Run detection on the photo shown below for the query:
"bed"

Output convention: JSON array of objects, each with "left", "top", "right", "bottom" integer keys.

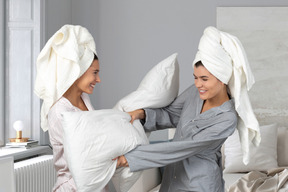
[
  {"left": 222, "top": 124, "right": 288, "bottom": 191},
  {"left": 216, "top": 7, "right": 288, "bottom": 192}
]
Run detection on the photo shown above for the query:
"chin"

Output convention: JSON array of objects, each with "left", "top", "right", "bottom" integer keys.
[
  {"left": 199, "top": 95, "right": 207, "bottom": 100},
  {"left": 84, "top": 90, "right": 93, "bottom": 94}
]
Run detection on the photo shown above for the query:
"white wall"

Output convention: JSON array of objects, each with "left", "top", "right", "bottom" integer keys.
[
  {"left": 45, "top": 0, "right": 72, "bottom": 38},
  {"left": 47, "top": 0, "right": 288, "bottom": 109}
]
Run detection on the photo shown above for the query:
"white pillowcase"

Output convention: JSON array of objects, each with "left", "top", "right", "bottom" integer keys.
[
  {"left": 114, "top": 53, "right": 179, "bottom": 112},
  {"left": 224, "top": 124, "right": 278, "bottom": 173},
  {"left": 62, "top": 110, "right": 146, "bottom": 191},
  {"left": 62, "top": 53, "right": 179, "bottom": 192}
]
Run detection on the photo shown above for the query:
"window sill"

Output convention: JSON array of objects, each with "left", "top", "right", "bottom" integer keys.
[{"left": 0, "top": 145, "right": 52, "bottom": 161}]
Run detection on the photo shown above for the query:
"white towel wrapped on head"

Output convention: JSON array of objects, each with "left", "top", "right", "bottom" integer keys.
[
  {"left": 193, "top": 26, "right": 261, "bottom": 164},
  {"left": 34, "top": 25, "right": 97, "bottom": 132}
]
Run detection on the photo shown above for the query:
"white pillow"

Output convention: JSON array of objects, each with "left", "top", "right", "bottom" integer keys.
[
  {"left": 62, "top": 53, "right": 179, "bottom": 192},
  {"left": 62, "top": 109, "right": 146, "bottom": 191},
  {"left": 224, "top": 124, "right": 278, "bottom": 173},
  {"left": 114, "top": 52, "right": 179, "bottom": 112}
]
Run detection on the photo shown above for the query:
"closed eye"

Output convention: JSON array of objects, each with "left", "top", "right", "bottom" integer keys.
[{"left": 193, "top": 74, "right": 208, "bottom": 81}]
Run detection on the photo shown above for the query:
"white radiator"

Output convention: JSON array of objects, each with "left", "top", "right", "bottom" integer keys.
[{"left": 14, "top": 155, "right": 56, "bottom": 192}]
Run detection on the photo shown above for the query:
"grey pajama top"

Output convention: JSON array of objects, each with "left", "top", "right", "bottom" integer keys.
[{"left": 125, "top": 84, "right": 237, "bottom": 192}]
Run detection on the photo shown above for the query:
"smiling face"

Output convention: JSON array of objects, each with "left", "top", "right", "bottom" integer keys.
[
  {"left": 193, "top": 64, "right": 226, "bottom": 103},
  {"left": 75, "top": 59, "right": 101, "bottom": 94}
]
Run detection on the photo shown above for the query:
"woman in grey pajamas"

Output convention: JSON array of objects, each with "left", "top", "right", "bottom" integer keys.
[{"left": 117, "top": 26, "right": 260, "bottom": 192}]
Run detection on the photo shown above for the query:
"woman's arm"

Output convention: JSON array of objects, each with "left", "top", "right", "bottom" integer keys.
[
  {"left": 124, "top": 111, "right": 237, "bottom": 171},
  {"left": 136, "top": 85, "right": 193, "bottom": 132}
]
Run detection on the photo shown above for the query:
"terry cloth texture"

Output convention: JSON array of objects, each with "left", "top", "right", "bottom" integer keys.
[{"left": 34, "top": 25, "right": 97, "bottom": 132}]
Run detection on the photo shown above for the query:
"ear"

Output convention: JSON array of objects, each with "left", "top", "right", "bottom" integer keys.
[{"left": 220, "top": 82, "right": 227, "bottom": 90}]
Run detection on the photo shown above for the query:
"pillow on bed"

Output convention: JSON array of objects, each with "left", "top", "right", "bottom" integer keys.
[
  {"left": 224, "top": 123, "right": 278, "bottom": 173},
  {"left": 62, "top": 53, "right": 179, "bottom": 192},
  {"left": 277, "top": 126, "right": 288, "bottom": 167}
]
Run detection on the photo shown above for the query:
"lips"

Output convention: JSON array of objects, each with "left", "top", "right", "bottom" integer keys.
[{"left": 199, "top": 90, "right": 207, "bottom": 95}]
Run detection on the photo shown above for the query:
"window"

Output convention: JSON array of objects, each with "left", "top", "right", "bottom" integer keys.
[
  {"left": 0, "top": 0, "right": 5, "bottom": 146},
  {"left": 1, "top": 0, "right": 47, "bottom": 147}
]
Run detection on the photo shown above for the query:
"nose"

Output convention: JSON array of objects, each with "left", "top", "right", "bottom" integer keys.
[
  {"left": 194, "top": 79, "right": 202, "bottom": 88},
  {"left": 96, "top": 76, "right": 101, "bottom": 83},
  {"left": 96, "top": 74, "right": 101, "bottom": 83}
]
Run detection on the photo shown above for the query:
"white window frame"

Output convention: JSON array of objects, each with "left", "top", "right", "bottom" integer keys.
[
  {"left": 0, "top": 0, "right": 5, "bottom": 146},
  {"left": 1, "top": 0, "right": 48, "bottom": 148}
]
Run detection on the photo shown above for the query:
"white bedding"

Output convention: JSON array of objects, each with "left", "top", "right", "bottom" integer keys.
[
  {"left": 223, "top": 125, "right": 288, "bottom": 192},
  {"left": 223, "top": 173, "right": 245, "bottom": 191},
  {"left": 149, "top": 172, "right": 288, "bottom": 192}
]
